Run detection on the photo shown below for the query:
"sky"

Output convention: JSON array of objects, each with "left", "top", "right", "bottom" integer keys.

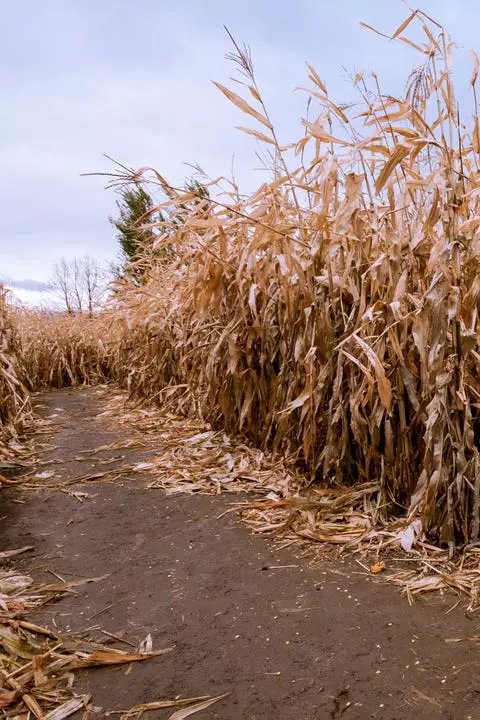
[{"left": 2, "top": 0, "right": 480, "bottom": 305}]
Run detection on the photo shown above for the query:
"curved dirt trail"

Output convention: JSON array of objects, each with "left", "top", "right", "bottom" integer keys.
[{"left": 2, "top": 388, "right": 480, "bottom": 719}]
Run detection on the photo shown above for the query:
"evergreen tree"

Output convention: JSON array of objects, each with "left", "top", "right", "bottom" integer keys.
[
  {"left": 110, "top": 179, "right": 210, "bottom": 282},
  {"left": 110, "top": 185, "right": 161, "bottom": 265}
]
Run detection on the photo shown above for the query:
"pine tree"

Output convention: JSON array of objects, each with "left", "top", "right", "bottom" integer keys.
[
  {"left": 110, "top": 185, "right": 160, "bottom": 264},
  {"left": 110, "top": 180, "right": 210, "bottom": 282}
]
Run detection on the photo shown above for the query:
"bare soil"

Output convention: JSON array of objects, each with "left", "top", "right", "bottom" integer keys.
[{"left": 2, "top": 388, "right": 480, "bottom": 719}]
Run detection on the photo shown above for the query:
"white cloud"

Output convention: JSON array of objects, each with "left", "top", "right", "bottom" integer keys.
[{"left": 2, "top": 283, "right": 56, "bottom": 309}]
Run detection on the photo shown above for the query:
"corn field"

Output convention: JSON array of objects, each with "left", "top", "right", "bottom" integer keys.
[
  {"left": 0, "top": 286, "right": 31, "bottom": 459},
  {"left": 14, "top": 309, "right": 113, "bottom": 389},
  {"left": 5, "top": 11, "right": 480, "bottom": 551}
]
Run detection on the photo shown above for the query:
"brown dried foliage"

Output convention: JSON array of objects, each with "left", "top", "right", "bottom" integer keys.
[
  {"left": 110, "top": 14, "right": 480, "bottom": 552},
  {"left": 10, "top": 12, "right": 480, "bottom": 552},
  {"left": 0, "top": 287, "right": 31, "bottom": 460},
  {"left": 14, "top": 310, "right": 114, "bottom": 389}
]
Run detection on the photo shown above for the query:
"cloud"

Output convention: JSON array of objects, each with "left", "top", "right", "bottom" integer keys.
[
  {"left": 5, "top": 287, "right": 56, "bottom": 310},
  {"left": 2, "top": 277, "right": 51, "bottom": 292},
  {"left": 0, "top": 278, "right": 55, "bottom": 309}
]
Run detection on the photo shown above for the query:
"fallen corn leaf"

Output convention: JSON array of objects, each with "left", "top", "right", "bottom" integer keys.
[
  {"left": 71, "top": 646, "right": 174, "bottom": 668},
  {"left": 169, "top": 694, "right": 230, "bottom": 720},
  {"left": 44, "top": 696, "right": 91, "bottom": 720},
  {"left": 105, "top": 696, "right": 210, "bottom": 716},
  {"left": 0, "top": 546, "right": 34, "bottom": 559},
  {"left": 0, "top": 626, "right": 41, "bottom": 659},
  {"left": 0, "top": 690, "right": 19, "bottom": 709}
]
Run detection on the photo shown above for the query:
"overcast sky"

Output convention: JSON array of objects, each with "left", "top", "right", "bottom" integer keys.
[{"left": 2, "top": 0, "right": 480, "bottom": 304}]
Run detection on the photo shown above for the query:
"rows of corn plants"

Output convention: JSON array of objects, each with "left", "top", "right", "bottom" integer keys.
[
  {"left": 9, "top": 11, "right": 480, "bottom": 551},
  {"left": 13, "top": 309, "right": 114, "bottom": 389}
]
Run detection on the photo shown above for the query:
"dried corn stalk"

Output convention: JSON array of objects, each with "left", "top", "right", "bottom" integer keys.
[
  {"left": 0, "top": 286, "right": 31, "bottom": 460},
  {"left": 11, "top": 11, "right": 480, "bottom": 552}
]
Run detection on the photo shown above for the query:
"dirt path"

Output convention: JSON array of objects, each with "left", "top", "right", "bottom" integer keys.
[{"left": 2, "top": 388, "right": 480, "bottom": 719}]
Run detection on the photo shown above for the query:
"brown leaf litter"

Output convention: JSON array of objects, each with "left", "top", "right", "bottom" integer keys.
[{"left": 0, "top": 551, "right": 229, "bottom": 719}]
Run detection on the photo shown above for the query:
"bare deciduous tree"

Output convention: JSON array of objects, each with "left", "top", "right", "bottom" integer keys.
[
  {"left": 51, "top": 256, "right": 108, "bottom": 315},
  {"left": 81, "top": 256, "right": 104, "bottom": 315},
  {"left": 52, "top": 258, "right": 74, "bottom": 314}
]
